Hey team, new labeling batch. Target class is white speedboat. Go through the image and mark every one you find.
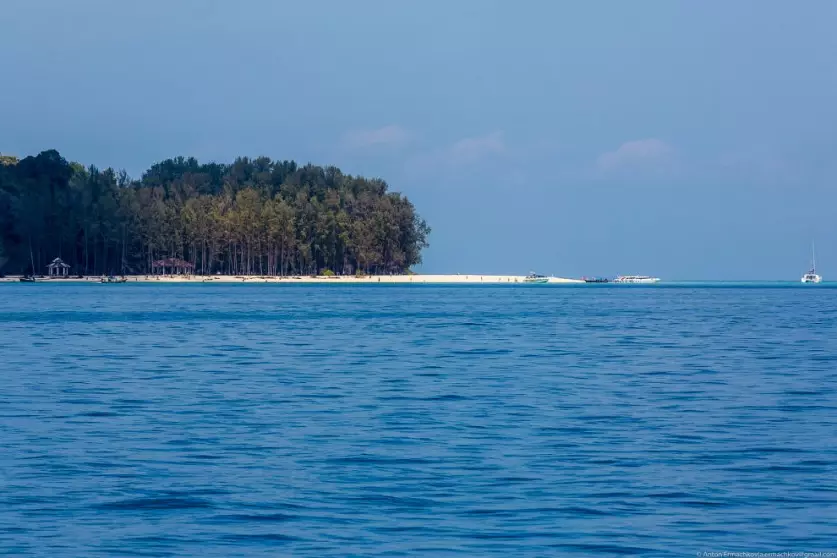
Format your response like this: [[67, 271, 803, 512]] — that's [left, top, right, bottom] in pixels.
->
[[524, 272, 549, 284], [801, 244, 822, 283], [613, 275, 660, 284]]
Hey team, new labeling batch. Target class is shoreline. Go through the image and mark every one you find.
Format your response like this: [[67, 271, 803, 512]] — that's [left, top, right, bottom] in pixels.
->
[[0, 274, 584, 284]]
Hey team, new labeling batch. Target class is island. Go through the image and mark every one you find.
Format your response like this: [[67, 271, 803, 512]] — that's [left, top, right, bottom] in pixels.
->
[[0, 150, 583, 284], [1, 150, 431, 277]]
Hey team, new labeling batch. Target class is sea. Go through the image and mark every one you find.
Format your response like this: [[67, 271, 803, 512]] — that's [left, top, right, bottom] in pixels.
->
[[1, 283, 835, 557]]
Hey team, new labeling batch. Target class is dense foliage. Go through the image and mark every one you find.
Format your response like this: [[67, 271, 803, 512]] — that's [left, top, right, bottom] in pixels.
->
[[0, 150, 430, 276]]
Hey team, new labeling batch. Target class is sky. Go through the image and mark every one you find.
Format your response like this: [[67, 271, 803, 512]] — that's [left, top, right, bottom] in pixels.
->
[[2, 0, 836, 279]]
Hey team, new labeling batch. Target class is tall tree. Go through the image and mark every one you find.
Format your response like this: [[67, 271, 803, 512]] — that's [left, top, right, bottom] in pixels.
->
[[0, 150, 430, 277]]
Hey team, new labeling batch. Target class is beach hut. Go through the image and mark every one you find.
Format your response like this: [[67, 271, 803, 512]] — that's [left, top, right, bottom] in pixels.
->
[[151, 257, 195, 275], [47, 257, 71, 277]]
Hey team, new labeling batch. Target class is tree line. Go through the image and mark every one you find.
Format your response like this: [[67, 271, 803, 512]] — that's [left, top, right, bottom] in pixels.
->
[[0, 150, 430, 276]]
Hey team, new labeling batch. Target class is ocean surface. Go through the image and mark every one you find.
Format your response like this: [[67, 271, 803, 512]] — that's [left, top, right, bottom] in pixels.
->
[[1, 283, 836, 557]]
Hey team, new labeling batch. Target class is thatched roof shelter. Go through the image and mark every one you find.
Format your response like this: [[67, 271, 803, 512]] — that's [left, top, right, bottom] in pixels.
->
[[151, 257, 194, 275]]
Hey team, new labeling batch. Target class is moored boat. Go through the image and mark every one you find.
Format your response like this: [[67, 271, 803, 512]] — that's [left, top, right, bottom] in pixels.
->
[[801, 243, 822, 284], [524, 272, 549, 284], [101, 275, 128, 283], [613, 275, 660, 284], [20, 246, 38, 282]]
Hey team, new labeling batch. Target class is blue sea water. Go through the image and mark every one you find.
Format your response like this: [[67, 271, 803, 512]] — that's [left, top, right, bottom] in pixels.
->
[[1, 283, 836, 557]]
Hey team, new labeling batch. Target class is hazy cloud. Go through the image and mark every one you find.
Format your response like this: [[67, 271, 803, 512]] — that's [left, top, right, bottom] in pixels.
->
[[407, 132, 507, 174], [597, 138, 674, 173], [447, 131, 506, 165], [342, 125, 411, 149]]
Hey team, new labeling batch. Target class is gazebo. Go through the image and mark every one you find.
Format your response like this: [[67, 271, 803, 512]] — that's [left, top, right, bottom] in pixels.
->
[[151, 257, 195, 275], [47, 257, 71, 277]]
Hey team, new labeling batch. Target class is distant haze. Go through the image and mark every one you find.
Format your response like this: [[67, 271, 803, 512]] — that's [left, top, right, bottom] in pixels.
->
[[2, 0, 835, 280]]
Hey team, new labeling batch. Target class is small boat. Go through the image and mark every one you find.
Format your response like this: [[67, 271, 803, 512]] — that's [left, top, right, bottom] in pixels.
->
[[802, 270, 822, 284], [613, 275, 660, 284], [101, 275, 128, 283], [524, 272, 549, 284], [801, 243, 822, 284], [20, 245, 37, 282], [583, 277, 610, 283]]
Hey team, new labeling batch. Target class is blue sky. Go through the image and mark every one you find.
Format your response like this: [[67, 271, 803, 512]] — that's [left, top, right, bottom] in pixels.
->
[[2, 0, 836, 279]]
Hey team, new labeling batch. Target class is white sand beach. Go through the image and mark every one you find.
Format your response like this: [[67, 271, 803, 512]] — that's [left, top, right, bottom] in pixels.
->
[[0, 274, 583, 284]]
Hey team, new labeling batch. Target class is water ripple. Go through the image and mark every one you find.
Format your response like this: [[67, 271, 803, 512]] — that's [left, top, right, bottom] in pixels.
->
[[1, 283, 836, 556]]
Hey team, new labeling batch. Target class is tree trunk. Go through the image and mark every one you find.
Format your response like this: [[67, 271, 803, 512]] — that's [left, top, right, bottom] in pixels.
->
[[83, 226, 89, 275]]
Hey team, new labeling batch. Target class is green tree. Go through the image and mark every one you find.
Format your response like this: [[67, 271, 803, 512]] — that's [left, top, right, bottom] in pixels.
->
[[0, 150, 430, 276]]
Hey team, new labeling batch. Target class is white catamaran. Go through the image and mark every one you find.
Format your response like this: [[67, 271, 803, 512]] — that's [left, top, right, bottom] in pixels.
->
[[801, 244, 822, 284]]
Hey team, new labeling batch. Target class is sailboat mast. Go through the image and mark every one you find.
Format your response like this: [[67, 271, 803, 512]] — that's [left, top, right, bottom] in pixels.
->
[[812, 242, 816, 272], [29, 236, 35, 277]]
